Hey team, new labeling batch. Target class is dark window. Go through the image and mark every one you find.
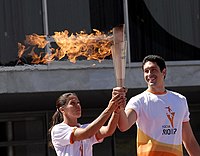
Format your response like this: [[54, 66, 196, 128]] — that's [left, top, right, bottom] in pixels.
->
[[127, 0, 200, 62], [0, 112, 48, 156], [89, 0, 124, 31], [0, 0, 43, 65]]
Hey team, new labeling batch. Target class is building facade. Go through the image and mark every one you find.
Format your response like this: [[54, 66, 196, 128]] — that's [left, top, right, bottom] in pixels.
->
[[0, 0, 199, 156]]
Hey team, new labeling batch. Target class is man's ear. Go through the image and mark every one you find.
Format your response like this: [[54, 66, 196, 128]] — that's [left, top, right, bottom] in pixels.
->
[[162, 68, 167, 78]]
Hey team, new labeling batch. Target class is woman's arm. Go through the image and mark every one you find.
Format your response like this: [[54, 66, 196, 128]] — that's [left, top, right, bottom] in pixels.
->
[[95, 111, 120, 140], [71, 94, 122, 142], [95, 88, 127, 140]]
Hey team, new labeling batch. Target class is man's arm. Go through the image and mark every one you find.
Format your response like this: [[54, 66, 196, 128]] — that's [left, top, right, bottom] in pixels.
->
[[117, 108, 137, 132], [182, 121, 200, 155], [112, 87, 137, 132]]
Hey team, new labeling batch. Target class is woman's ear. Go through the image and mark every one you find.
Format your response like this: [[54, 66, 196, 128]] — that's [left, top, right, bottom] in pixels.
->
[[59, 107, 64, 113]]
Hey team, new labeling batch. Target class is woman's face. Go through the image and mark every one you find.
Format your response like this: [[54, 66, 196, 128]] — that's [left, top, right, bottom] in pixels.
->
[[62, 95, 81, 119]]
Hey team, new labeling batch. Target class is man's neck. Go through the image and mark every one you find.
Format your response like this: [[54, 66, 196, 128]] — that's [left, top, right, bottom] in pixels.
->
[[147, 87, 166, 95]]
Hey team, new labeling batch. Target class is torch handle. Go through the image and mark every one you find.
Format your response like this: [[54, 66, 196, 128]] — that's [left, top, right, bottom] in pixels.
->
[[116, 78, 124, 87], [112, 24, 126, 88]]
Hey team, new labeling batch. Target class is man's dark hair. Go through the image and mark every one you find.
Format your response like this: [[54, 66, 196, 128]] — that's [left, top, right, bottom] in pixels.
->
[[142, 55, 166, 72]]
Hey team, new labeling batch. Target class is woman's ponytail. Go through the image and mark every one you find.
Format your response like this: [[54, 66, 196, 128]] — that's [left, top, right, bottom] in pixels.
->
[[48, 92, 76, 148]]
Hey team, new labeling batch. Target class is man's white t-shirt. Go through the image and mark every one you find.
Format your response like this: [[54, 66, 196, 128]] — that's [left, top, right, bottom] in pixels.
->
[[126, 90, 190, 156], [51, 123, 103, 156]]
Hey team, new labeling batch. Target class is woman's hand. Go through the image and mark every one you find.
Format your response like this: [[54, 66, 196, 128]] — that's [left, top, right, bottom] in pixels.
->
[[112, 87, 127, 113]]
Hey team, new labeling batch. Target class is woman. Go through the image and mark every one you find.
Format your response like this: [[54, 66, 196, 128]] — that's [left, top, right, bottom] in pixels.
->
[[49, 89, 125, 156]]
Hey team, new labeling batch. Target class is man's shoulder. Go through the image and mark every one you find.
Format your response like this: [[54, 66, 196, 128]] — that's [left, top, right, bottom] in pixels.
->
[[167, 90, 186, 99], [129, 91, 147, 101]]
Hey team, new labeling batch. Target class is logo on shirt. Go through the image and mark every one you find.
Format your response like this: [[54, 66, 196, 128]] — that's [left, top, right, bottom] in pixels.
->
[[162, 106, 177, 135], [165, 106, 175, 128]]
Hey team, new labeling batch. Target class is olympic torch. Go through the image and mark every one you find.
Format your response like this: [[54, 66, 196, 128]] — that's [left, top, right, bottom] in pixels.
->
[[111, 24, 127, 87]]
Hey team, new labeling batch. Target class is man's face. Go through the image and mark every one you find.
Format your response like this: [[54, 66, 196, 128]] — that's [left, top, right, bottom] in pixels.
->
[[143, 61, 166, 88]]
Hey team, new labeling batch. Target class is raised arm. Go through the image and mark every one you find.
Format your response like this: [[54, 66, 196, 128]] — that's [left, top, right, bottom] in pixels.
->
[[71, 93, 122, 142], [95, 92, 126, 140], [117, 108, 137, 132], [95, 112, 120, 140], [112, 87, 137, 132]]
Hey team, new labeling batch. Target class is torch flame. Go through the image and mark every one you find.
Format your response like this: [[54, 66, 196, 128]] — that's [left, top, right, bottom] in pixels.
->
[[18, 29, 113, 64], [18, 43, 26, 58], [25, 34, 49, 48]]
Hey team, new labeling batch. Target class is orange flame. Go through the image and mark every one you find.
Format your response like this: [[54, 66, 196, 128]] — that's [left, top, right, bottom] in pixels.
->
[[18, 43, 26, 58], [18, 29, 113, 64], [25, 34, 49, 48]]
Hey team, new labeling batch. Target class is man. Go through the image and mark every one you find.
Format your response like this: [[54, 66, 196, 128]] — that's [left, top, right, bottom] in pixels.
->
[[116, 55, 200, 155]]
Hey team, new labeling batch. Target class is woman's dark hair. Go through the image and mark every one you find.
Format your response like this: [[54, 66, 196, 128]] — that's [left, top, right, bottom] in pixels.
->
[[48, 92, 77, 148], [142, 55, 166, 72]]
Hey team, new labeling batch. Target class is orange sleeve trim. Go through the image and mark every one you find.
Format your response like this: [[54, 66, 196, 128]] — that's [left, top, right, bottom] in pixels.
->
[[70, 127, 77, 144], [95, 132, 104, 143], [95, 132, 101, 141]]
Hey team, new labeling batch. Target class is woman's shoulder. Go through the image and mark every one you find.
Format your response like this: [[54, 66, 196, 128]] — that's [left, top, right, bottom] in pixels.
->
[[52, 123, 70, 131]]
